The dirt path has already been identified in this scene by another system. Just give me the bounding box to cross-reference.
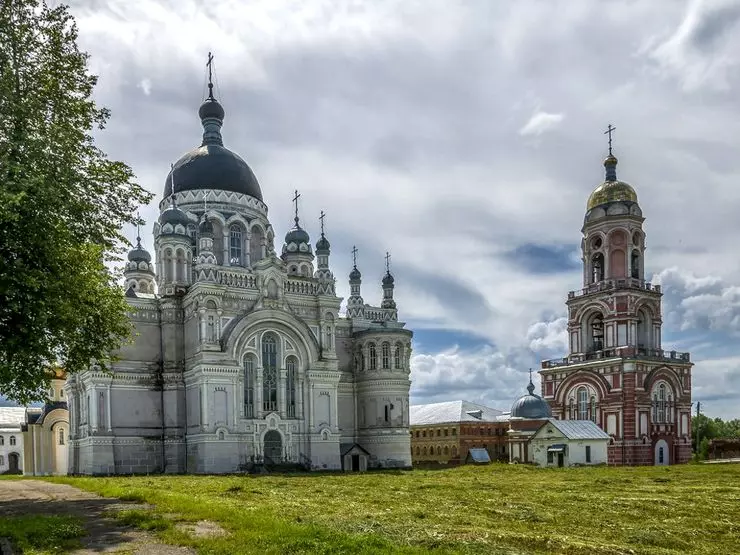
[0,480,194,554]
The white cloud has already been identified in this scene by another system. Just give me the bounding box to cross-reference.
[138,79,152,96]
[519,111,564,137]
[647,0,740,92]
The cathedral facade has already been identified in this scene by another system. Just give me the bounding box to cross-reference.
[540,149,693,466]
[65,80,413,474]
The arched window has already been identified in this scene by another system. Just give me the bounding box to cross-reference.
[244,354,256,417]
[286,356,298,418]
[164,248,173,282]
[230,225,243,265]
[443,446,449,456]
[590,314,604,352]
[176,249,185,282]
[0,436,4,446]
[631,249,640,279]
[9,436,16,446]
[58,428,65,445]
[262,334,278,413]
[369,343,377,370]
[568,398,575,420]
[422,447,427,456]
[415,446,420,456]
[207,315,216,342]
[590,396,596,423]
[381,342,390,369]
[591,252,604,283]
[436,446,441,456]
[394,343,402,369]
[250,225,264,264]
[658,383,666,423]
[578,387,588,420]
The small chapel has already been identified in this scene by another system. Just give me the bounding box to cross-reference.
[64,59,414,475]
[539,132,694,466]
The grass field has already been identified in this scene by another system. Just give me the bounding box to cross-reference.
[40,463,740,554]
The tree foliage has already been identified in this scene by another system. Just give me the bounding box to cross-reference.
[0,0,153,402]
[691,414,740,459]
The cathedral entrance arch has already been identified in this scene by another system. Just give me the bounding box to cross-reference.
[263,430,283,464]
[654,439,669,466]
[8,452,20,473]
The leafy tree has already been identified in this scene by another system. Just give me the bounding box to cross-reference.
[691,414,740,459]
[0,0,152,402]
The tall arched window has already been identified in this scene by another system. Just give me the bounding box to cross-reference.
[58,428,65,445]
[657,383,667,423]
[244,354,256,418]
[381,342,390,369]
[394,343,402,369]
[250,225,263,264]
[286,356,297,418]
[164,248,173,282]
[590,396,596,423]
[230,225,242,265]
[578,387,588,420]
[176,248,185,282]
[369,343,377,370]
[262,334,278,413]
[0,436,4,446]
[9,436,16,446]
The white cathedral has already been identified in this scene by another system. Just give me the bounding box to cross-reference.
[64,75,413,474]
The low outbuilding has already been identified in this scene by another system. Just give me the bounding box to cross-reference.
[529,419,609,467]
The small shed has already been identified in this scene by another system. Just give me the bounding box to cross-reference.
[341,443,370,472]
[465,447,491,465]
[530,419,609,467]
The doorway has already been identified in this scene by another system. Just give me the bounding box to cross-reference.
[263,430,282,464]
[654,439,669,466]
[8,452,20,473]
[557,453,564,468]
[351,454,360,471]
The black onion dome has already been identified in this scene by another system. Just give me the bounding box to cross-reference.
[198,98,225,120]
[128,244,151,263]
[163,146,263,200]
[382,272,394,286]
[285,224,310,245]
[316,235,330,252]
[510,381,552,419]
[349,267,362,281]
[159,203,190,229]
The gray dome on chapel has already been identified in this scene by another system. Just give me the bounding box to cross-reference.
[510,380,552,419]
[159,202,190,229]
[163,97,263,201]
[127,242,151,263]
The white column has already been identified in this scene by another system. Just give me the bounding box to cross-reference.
[308,382,314,428]
[332,388,339,431]
[244,233,251,267]
[297,377,304,419]
[223,229,230,266]
[278,368,286,418]
[90,386,98,432]
[256,367,263,419]
[200,382,208,429]
[106,384,112,432]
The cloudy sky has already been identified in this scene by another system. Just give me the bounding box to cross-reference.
[66,0,740,418]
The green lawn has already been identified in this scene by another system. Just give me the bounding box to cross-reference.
[43,464,740,554]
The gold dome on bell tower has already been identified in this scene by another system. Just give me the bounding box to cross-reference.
[586,125,638,211]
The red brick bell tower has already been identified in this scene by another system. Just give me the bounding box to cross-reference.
[539,132,693,466]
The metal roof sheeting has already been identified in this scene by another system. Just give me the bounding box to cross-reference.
[410,400,508,426]
[545,418,611,440]
[466,448,491,463]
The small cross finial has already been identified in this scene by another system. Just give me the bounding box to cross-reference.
[385,251,391,274]
[352,245,358,268]
[292,189,301,224]
[604,124,616,156]
[319,210,326,236]
[206,52,215,100]
[136,211,142,246]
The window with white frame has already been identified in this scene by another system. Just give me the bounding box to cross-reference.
[578,387,588,420]
[244,354,256,417]
[394,343,402,369]
[381,342,390,369]
[9,436,16,446]
[230,225,242,265]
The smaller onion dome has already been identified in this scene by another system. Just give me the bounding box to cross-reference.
[284,223,310,246]
[127,239,151,263]
[198,98,225,121]
[159,197,190,229]
[586,155,638,211]
[510,379,552,419]
[382,272,394,286]
[349,266,362,281]
[316,234,330,253]
[199,216,214,236]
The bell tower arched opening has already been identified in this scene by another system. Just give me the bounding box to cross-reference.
[591,252,604,284]
[583,311,605,353]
